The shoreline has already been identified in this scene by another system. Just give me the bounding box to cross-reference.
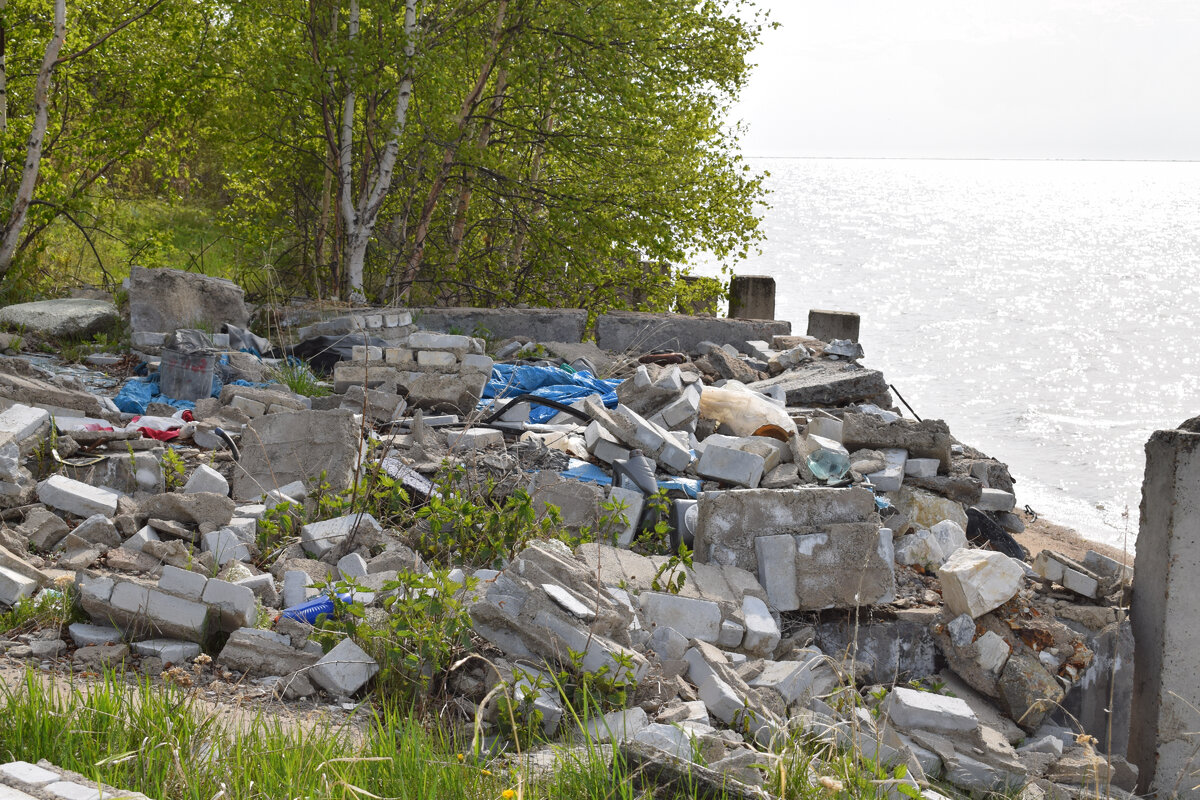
[1015,515,1134,567]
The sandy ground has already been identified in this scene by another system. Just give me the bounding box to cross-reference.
[1015,516,1134,567]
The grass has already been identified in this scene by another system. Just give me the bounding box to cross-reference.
[0,667,738,800]
[2,199,239,304]
[0,582,81,637]
[272,359,332,397]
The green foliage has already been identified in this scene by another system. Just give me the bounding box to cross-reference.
[415,465,566,570]
[272,359,331,397]
[0,0,771,315]
[161,449,187,491]
[0,582,82,636]
[312,570,477,703]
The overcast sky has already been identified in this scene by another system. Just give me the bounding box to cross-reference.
[735,1,1200,160]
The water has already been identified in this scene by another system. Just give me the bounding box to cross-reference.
[698,158,1200,552]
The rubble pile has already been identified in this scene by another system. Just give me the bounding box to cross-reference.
[0,268,1137,799]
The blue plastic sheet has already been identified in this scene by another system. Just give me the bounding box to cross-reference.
[481,364,622,424]
[556,460,702,498]
[113,362,271,415]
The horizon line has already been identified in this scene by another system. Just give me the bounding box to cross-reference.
[741,154,1200,163]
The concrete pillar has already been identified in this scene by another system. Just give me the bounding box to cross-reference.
[1130,423,1200,795]
[728,275,775,320]
[807,309,860,343]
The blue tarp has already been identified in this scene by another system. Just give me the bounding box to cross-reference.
[481,364,622,424]
[114,363,270,415]
[555,460,703,498]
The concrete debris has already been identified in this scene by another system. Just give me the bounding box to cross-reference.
[939,549,1025,618]
[0,275,1141,798]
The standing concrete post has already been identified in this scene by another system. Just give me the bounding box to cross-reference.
[728,275,775,320]
[807,309,860,342]
[1130,422,1200,796]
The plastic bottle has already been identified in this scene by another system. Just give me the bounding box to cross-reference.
[279,591,356,624]
[611,450,659,496]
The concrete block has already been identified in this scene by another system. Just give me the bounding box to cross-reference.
[807,309,860,342]
[20,507,70,551]
[648,626,689,662]
[384,347,413,364]
[408,331,470,351]
[229,395,266,418]
[694,487,877,570]
[184,464,229,496]
[632,723,696,759]
[578,707,649,744]
[884,685,979,734]
[461,353,494,373]
[300,513,382,559]
[36,474,120,517]
[718,619,744,648]
[0,403,50,441]
[728,274,775,320]
[806,414,843,442]
[939,549,1024,618]
[696,445,764,489]
[202,529,250,566]
[639,592,722,643]
[975,630,1011,674]
[0,761,59,785]
[68,623,123,646]
[415,349,457,367]
[122,525,161,554]
[282,570,315,608]
[232,409,361,502]
[977,488,1016,512]
[71,514,121,547]
[447,428,504,452]
[201,578,257,630]
[309,637,379,696]
[236,573,279,606]
[740,594,781,657]
[866,448,908,492]
[131,638,201,664]
[755,534,799,611]
[605,486,644,547]
[158,565,208,601]
[336,552,369,580]
[0,565,36,606]
[905,458,940,478]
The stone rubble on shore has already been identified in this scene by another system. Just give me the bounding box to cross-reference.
[0,269,1137,798]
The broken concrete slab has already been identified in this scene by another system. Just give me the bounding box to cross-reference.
[747,361,890,407]
[79,576,211,643]
[414,307,588,343]
[128,266,249,335]
[693,487,877,572]
[841,414,953,470]
[595,311,790,355]
[884,686,979,734]
[36,475,120,518]
[300,513,383,559]
[139,492,235,531]
[939,549,1025,618]
[232,409,361,502]
[0,298,119,339]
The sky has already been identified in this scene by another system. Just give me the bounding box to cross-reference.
[734,1,1200,160]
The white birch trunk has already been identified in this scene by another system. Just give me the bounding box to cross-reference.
[0,0,64,277]
[341,0,417,303]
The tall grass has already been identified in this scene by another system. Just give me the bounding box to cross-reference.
[0,668,689,800]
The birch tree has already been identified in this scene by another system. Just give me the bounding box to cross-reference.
[0,0,65,278]
[339,0,417,302]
